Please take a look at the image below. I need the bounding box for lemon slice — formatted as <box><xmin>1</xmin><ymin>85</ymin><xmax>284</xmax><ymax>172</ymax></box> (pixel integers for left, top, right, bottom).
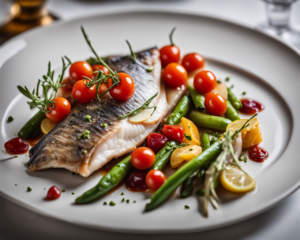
<box><xmin>220</xmin><ymin>166</ymin><xmax>256</xmax><ymax>193</ymax></box>
<box><xmin>170</xmin><ymin>145</ymin><xmax>202</xmax><ymax>168</ymax></box>
<box><xmin>226</xmin><ymin>118</ymin><xmax>259</xmax><ymax>139</ymax></box>
<box><xmin>181</xmin><ymin>117</ymin><xmax>200</xmax><ymax>145</ymax></box>
<box><xmin>41</xmin><ymin>118</ymin><xmax>57</xmax><ymax>135</ymax></box>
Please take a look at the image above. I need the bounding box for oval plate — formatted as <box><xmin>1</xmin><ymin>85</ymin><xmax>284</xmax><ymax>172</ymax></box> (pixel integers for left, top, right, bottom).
<box><xmin>0</xmin><ymin>11</ymin><xmax>300</xmax><ymax>233</ymax></box>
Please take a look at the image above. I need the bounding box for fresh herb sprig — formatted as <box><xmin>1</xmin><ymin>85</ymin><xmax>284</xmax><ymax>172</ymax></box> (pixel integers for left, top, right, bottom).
<box><xmin>119</xmin><ymin>92</ymin><xmax>158</xmax><ymax>119</ymax></box>
<box><xmin>17</xmin><ymin>57</ymin><xmax>71</xmax><ymax>112</ymax></box>
<box><xmin>126</xmin><ymin>40</ymin><xmax>153</xmax><ymax>72</ymax></box>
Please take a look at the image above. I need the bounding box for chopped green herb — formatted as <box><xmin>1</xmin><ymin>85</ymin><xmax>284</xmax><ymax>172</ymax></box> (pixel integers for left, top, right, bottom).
<box><xmin>7</xmin><ymin>116</ymin><xmax>14</xmax><ymax>123</ymax></box>
<box><xmin>62</xmin><ymin>189</ymin><xmax>66</xmax><ymax>192</ymax></box>
<box><xmin>99</xmin><ymin>108</ymin><xmax>103</xmax><ymax>111</ymax></box>
<box><xmin>239</xmin><ymin>155</ymin><xmax>248</xmax><ymax>162</ymax></box>
<box><xmin>109</xmin><ymin>201</ymin><xmax>116</xmax><ymax>206</ymax></box>
<box><xmin>189</xmin><ymin>148</ymin><xmax>193</xmax><ymax>151</ymax></box>
<box><xmin>85</xmin><ymin>115</ymin><xmax>92</xmax><ymax>122</ymax></box>
<box><xmin>120</xmin><ymin>192</ymin><xmax>124</xmax><ymax>195</ymax></box>
<box><xmin>184</xmin><ymin>205</ymin><xmax>190</xmax><ymax>209</ymax></box>
<box><xmin>225</xmin><ymin>76</ymin><xmax>231</xmax><ymax>82</ymax></box>
<box><xmin>44</xmin><ymin>188</ymin><xmax>46</xmax><ymax>190</ymax></box>
<box><xmin>217</xmin><ymin>80</ymin><xmax>222</xmax><ymax>84</ymax></box>
<box><xmin>15</xmin><ymin>156</ymin><xmax>18</xmax><ymax>158</ymax></box>
<box><xmin>242</xmin><ymin>91</ymin><xmax>246</xmax><ymax>95</ymax></box>
<box><xmin>133</xmin><ymin>200</ymin><xmax>136</xmax><ymax>203</ymax></box>
<box><xmin>101</xmin><ymin>123</ymin><xmax>107</xmax><ymax>127</ymax></box>
<box><xmin>196</xmin><ymin>189</ymin><xmax>205</xmax><ymax>196</ymax></box>
<box><xmin>184</xmin><ymin>134</ymin><xmax>192</xmax><ymax>141</ymax></box>
<box><xmin>126</xmin><ymin>199</ymin><xmax>130</xmax><ymax>203</ymax></box>
<box><xmin>230</xmin><ymin>85</ymin><xmax>234</xmax><ymax>89</ymax></box>
<box><xmin>15</xmin><ymin>184</ymin><xmax>17</xmax><ymax>186</ymax></box>
<box><xmin>27</xmin><ymin>187</ymin><xmax>32</xmax><ymax>192</ymax></box>
<box><xmin>78</xmin><ymin>130</ymin><xmax>90</xmax><ymax>139</ymax></box>
<box><xmin>122</xmin><ymin>198</ymin><xmax>125</xmax><ymax>202</ymax></box>
<box><xmin>188</xmin><ymin>126</ymin><xmax>191</xmax><ymax>129</ymax></box>
<box><xmin>72</xmin><ymin>192</ymin><xmax>75</xmax><ymax>195</ymax></box>
<box><xmin>103</xmin><ymin>201</ymin><xmax>107</xmax><ymax>205</ymax></box>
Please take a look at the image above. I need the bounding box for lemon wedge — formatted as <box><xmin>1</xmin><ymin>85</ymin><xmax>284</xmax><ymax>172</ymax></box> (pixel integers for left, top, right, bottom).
<box><xmin>170</xmin><ymin>145</ymin><xmax>202</xmax><ymax>168</ymax></box>
<box><xmin>220</xmin><ymin>166</ymin><xmax>256</xmax><ymax>193</ymax></box>
<box><xmin>181</xmin><ymin>117</ymin><xmax>200</xmax><ymax>145</ymax></box>
<box><xmin>41</xmin><ymin>118</ymin><xmax>57</xmax><ymax>135</ymax></box>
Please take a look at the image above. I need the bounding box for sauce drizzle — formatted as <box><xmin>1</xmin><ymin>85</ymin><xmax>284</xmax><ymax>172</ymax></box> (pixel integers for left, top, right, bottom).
<box><xmin>249</xmin><ymin>145</ymin><xmax>268</xmax><ymax>162</ymax></box>
<box><xmin>4</xmin><ymin>137</ymin><xmax>29</xmax><ymax>155</ymax></box>
<box><xmin>240</xmin><ymin>99</ymin><xmax>264</xmax><ymax>115</ymax></box>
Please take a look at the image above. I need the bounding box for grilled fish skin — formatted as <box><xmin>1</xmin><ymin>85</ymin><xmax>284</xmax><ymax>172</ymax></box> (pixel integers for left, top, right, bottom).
<box><xmin>29</xmin><ymin>48</ymin><xmax>166</xmax><ymax>177</ymax></box>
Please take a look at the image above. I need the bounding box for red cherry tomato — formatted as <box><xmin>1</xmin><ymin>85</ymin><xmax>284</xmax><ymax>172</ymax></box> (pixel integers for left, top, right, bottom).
<box><xmin>205</xmin><ymin>92</ymin><xmax>227</xmax><ymax>116</ymax></box>
<box><xmin>162</xmin><ymin>63</ymin><xmax>188</xmax><ymax>89</ymax></box>
<box><xmin>126</xmin><ymin>170</ymin><xmax>148</xmax><ymax>191</ymax></box>
<box><xmin>72</xmin><ymin>80</ymin><xmax>96</xmax><ymax>104</ymax></box>
<box><xmin>46</xmin><ymin>186</ymin><xmax>61</xmax><ymax>200</ymax></box>
<box><xmin>107</xmin><ymin>73</ymin><xmax>135</xmax><ymax>101</ymax></box>
<box><xmin>97</xmin><ymin>83</ymin><xmax>108</xmax><ymax>95</ymax></box>
<box><xmin>147</xmin><ymin>133</ymin><xmax>169</xmax><ymax>153</ymax></box>
<box><xmin>92</xmin><ymin>64</ymin><xmax>109</xmax><ymax>77</ymax></box>
<box><xmin>131</xmin><ymin>147</ymin><xmax>155</xmax><ymax>170</ymax></box>
<box><xmin>194</xmin><ymin>70</ymin><xmax>217</xmax><ymax>94</ymax></box>
<box><xmin>46</xmin><ymin>97</ymin><xmax>71</xmax><ymax>123</ymax></box>
<box><xmin>160</xmin><ymin>45</ymin><xmax>180</xmax><ymax>67</ymax></box>
<box><xmin>4</xmin><ymin>137</ymin><xmax>29</xmax><ymax>155</ymax></box>
<box><xmin>69</xmin><ymin>61</ymin><xmax>93</xmax><ymax>81</ymax></box>
<box><xmin>162</xmin><ymin>125</ymin><xmax>184</xmax><ymax>142</ymax></box>
<box><xmin>146</xmin><ymin>169</ymin><xmax>167</xmax><ymax>190</ymax></box>
<box><xmin>182</xmin><ymin>53</ymin><xmax>205</xmax><ymax>72</ymax></box>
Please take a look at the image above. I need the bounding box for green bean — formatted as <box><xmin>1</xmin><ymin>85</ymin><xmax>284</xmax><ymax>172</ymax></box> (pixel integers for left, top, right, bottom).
<box><xmin>166</xmin><ymin>96</ymin><xmax>190</xmax><ymax>125</ymax></box>
<box><xmin>227</xmin><ymin>87</ymin><xmax>242</xmax><ymax>110</ymax></box>
<box><xmin>76</xmin><ymin>155</ymin><xmax>133</xmax><ymax>204</ymax></box>
<box><xmin>151</xmin><ymin>141</ymin><xmax>178</xmax><ymax>171</ymax></box>
<box><xmin>188</xmin><ymin>111</ymin><xmax>231</xmax><ymax>131</ymax></box>
<box><xmin>18</xmin><ymin>110</ymin><xmax>45</xmax><ymax>139</ymax></box>
<box><xmin>145</xmin><ymin>142</ymin><xmax>222</xmax><ymax>211</ymax></box>
<box><xmin>225</xmin><ymin>100</ymin><xmax>240</xmax><ymax>121</ymax></box>
<box><xmin>188</xmin><ymin>85</ymin><xmax>205</xmax><ymax>110</ymax></box>
<box><xmin>201</xmin><ymin>130</ymin><xmax>211</xmax><ymax>151</ymax></box>
<box><xmin>180</xmin><ymin>175</ymin><xmax>197</xmax><ymax>198</ymax></box>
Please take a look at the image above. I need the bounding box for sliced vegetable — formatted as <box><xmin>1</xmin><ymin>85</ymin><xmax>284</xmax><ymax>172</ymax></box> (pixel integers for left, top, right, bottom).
<box><xmin>225</xmin><ymin>100</ymin><xmax>240</xmax><ymax>121</ymax></box>
<box><xmin>166</xmin><ymin>96</ymin><xmax>190</xmax><ymax>125</ymax></box>
<box><xmin>18</xmin><ymin>110</ymin><xmax>45</xmax><ymax>139</ymax></box>
<box><xmin>189</xmin><ymin>111</ymin><xmax>231</xmax><ymax>131</ymax></box>
<box><xmin>188</xmin><ymin>85</ymin><xmax>205</xmax><ymax>110</ymax></box>
<box><xmin>170</xmin><ymin>145</ymin><xmax>202</xmax><ymax>168</ymax></box>
<box><xmin>205</xmin><ymin>92</ymin><xmax>227</xmax><ymax>116</ymax></box>
<box><xmin>181</xmin><ymin>117</ymin><xmax>200</xmax><ymax>146</ymax></box>
<box><xmin>40</xmin><ymin>118</ymin><xmax>57</xmax><ymax>135</ymax></box>
<box><xmin>227</xmin><ymin>87</ymin><xmax>242</xmax><ymax>110</ymax></box>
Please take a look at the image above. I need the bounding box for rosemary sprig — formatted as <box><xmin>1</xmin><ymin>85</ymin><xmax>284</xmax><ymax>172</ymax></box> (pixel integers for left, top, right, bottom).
<box><xmin>119</xmin><ymin>92</ymin><xmax>158</xmax><ymax>119</ymax></box>
<box><xmin>126</xmin><ymin>40</ymin><xmax>153</xmax><ymax>72</ymax></box>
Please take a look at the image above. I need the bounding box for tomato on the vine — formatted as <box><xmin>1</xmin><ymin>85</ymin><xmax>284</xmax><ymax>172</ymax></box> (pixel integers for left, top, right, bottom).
<box><xmin>72</xmin><ymin>80</ymin><xmax>96</xmax><ymax>104</ymax></box>
<box><xmin>147</xmin><ymin>133</ymin><xmax>169</xmax><ymax>153</ymax></box>
<box><xmin>46</xmin><ymin>97</ymin><xmax>71</xmax><ymax>123</ymax></box>
<box><xmin>160</xmin><ymin>45</ymin><xmax>180</xmax><ymax>67</ymax></box>
<box><xmin>162</xmin><ymin>63</ymin><xmax>188</xmax><ymax>89</ymax></box>
<box><xmin>92</xmin><ymin>64</ymin><xmax>109</xmax><ymax>77</ymax></box>
<box><xmin>205</xmin><ymin>92</ymin><xmax>227</xmax><ymax>116</ymax></box>
<box><xmin>69</xmin><ymin>61</ymin><xmax>93</xmax><ymax>81</ymax></box>
<box><xmin>107</xmin><ymin>73</ymin><xmax>135</xmax><ymax>101</ymax></box>
<box><xmin>146</xmin><ymin>170</ymin><xmax>166</xmax><ymax>190</ymax></box>
<box><xmin>162</xmin><ymin>125</ymin><xmax>184</xmax><ymax>142</ymax></box>
<box><xmin>97</xmin><ymin>83</ymin><xmax>108</xmax><ymax>95</ymax></box>
<box><xmin>194</xmin><ymin>70</ymin><xmax>217</xmax><ymax>94</ymax></box>
<box><xmin>131</xmin><ymin>147</ymin><xmax>155</xmax><ymax>170</ymax></box>
<box><xmin>182</xmin><ymin>53</ymin><xmax>205</xmax><ymax>73</ymax></box>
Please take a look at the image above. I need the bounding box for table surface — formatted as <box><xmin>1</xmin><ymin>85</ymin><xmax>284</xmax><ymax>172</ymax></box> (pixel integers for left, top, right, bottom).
<box><xmin>1</xmin><ymin>0</ymin><xmax>300</xmax><ymax>239</ymax></box>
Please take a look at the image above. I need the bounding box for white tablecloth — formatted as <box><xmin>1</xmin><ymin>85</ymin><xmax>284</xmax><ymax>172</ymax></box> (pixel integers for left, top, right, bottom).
<box><xmin>1</xmin><ymin>0</ymin><xmax>299</xmax><ymax>239</ymax></box>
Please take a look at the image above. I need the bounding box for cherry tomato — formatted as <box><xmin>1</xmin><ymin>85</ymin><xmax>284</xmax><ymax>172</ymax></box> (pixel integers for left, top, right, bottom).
<box><xmin>182</xmin><ymin>53</ymin><xmax>205</xmax><ymax>72</ymax></box>
<box><xmin>92</xmin><ymin>64</ymin><xmax>109</xmax><ymax>77</ymax></box>
<box><xmin>46</xmin><ymin>97</ymin><xmax>71</xmax><ymax>123</ymax></box>
<box><xmin>97</xmin><ymin>83</ymin><xmax>108</xmax><ymax>95</ymax></box>
<box><xmin>126</xmin><ymin>170</ymin><xmax>148</xmax><ymax>191</ymax></box>
<box><xmin>162</xmin><ymin>63</ymin><xmax>188</xmax><ymax>89</ymax></box>
<box><xmin>46</xmin><ymin>186</ymin><xmax>61</xmax><ymax>200</ymax></box>
<box><xmin>131</xmin><ymin>147</ymin><xmax>155</xmax><ymax>170</ymax></box>
<box><xmin>69</xmin><ymin>61</ymin><xmax>93</xmax><ymax>81</ymax></box>
<box><xmin>4</xmin><ymin>137</ymin><xmax>29</xmax><ymax>155</ymax></box>
<box><xmin>147</xmin><ymin>133</ymin><xmax>169</xmax><ymax>153</ymax></box>
<box><xmin>162</xmin><ymin>125</ymin><xmax>184</xmax><ymax>142</ymax></box>
<box><xmin>107</xmin><ymin>73</ymin><xmax>135</xmax><ymax>101</ymax></box>
<box><xmin>72</xmin><ymin>80</ymin><xmax>96</xmax><ymax>104</ymax></box>
<box><xmin>160</xmin><ymin>45</ymin><xmax>180</xmax><ymax>67</ymax></box>
<box><xmin>205</xmin><ymin>92</ymin><xmax>227</xmax><ymax>116</ymax></box>
<box><xmin>194</xmin><ymin>70</ymin><xmax>217</xmax><ymax>94</ymax></box>
<box><xmin>146</xmin><ymin>169</ymin><xmax>167</xmax><ymax>190</ymax></box>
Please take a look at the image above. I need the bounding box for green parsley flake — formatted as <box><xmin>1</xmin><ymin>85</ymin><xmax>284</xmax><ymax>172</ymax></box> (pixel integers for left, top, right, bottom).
<box><xmin>239</xmin><ymin>155</ymin><xmax>248</xmax><ymax>162</ymax></box>
<box><xmin>121</xmin><ymin>192</ymin><xmax>124</xmax><ymax>195</ymax></box>
<box><xmin>101</xmin><ymin>123</ymin><xmax>107</xmax><ymax>127</ymax></box>
<box><xmin>242</xmin><ymin>91</ymin><xmax>246</xmax><ymax>95</ymax></box>
<box><xmin>225</xmin><ymin>76</ymin><xmax>231</xmax><ymax>82</ymax></box>
<box><xmin>230</xmin><ymin>85</ymin><xmax>234</xmax><ymax>89</ymax></box>
<box><xmin>184</xmin><ymin>134</ymin><xmax>192</xmax><ymax>141</ymax></box>
<box><xmin>126</xmin><ymin>199</ymin><xmax>130</xmax><ymax>203</ymax></box>
<box><xmin>184</xmin><ymin>205</ymin><xmax>190</xmax><ymax>209</ymax></box>
<box><xmin>27</xmin><ymin>187</ymin><xmax>32</xmax><ymax>192</ymax></box>
<box><xmin>7</xmin><ymin>116</ymin><xmax>14</xmax><ymax>123</ymax></box>
<box><xmin>62</xmin><ymin>189</ymin><xmax>66</xmax><ymax>192</ymax></box>
<box><xmin>122</xmin><ymin>198</ymin><xmax>125</xmax><ymax>202</ymax></box>
<box><xmin>189</xmin><ymin>148</ymin><xmax>193</xmax><ymax>151</ymax></box>
<box><xmin>99</xmin><ymin>108</ymin><xmax>103</xmax><ymax>111</ymax></box>
<box><xmin>109</xmin><ymin>201</ymin><xmax>116</xmax><ymax>206</ymax></box>
<box><xmin>15</xmin><ymin>184</ymin><xmax>17</xmax><ymax>186</ymax></box>
<box><xmin>133</xmin><ymin>201</ymin><xmax>136</xmax><ymax>203</ymax></box>
<box><xmin>72</xmin><ymin>192</ymin><xmax>75</xmax><ymax>195</ymax></box>
<box><xmin>85</xmin><ymin>115</ymin><xmax>92</xmax><ymax>122</ymax></box>
<box><xmin>15</xmin><ymin>156</ymin><xmax>18</xmax><ymax>158</ymax></box>
<box><xmin>196</xmin><ymin>189</ymin><xmax>205</xmax><ymax>196</ymax></box>
<box><xmin>217</xmin><ymin>80</ymin><xmax>222</xmax><ymax>84</ymax></box>
<box><xmin>78</xmin><ymin>130</ymin><xmax>90</xmax><ymax>139</ymax></box>
<box><xmin>103</xmin><ymin>201</ymin><xmax>107</xmax><ymax>205</ymax></box>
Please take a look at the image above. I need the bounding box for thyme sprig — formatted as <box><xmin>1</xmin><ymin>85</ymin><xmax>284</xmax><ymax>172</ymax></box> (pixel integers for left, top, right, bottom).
<box><xmin>119</xmin><ymin>92</ymin><xmax>158</xmax><ymax>119</ymax></box>
<box><xmin>126</xmin><ymin>40</ymin><xmax>153</xmax><ymax>72</ymax></box>
<box><xmin>17</xmin><ymin>57</ymin><xmax>71</xmax><ymax>112</ymax></box>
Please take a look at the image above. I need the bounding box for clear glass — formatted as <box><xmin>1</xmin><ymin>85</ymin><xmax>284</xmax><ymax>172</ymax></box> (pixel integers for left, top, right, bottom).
<box><xmin>258</xmin><ymin>0</ymin><xmax>300</xmax><ymax>49</ymax></box>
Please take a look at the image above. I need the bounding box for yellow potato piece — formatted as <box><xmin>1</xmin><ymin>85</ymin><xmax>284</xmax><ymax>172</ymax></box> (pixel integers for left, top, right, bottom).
<box><xmin>40</xmin><ymin>118</ymin><xmax>57</xmax><ymax>135</ymax></box>
<box><xmin>220</xmin><ymin>166</ymin><xmax>256</xmax><ymax>193</ymax></box>
<box><xmin>170</xmin><ymin>145</ymin><xmax>202</xmax><ymax>168</ymax></box>
<box><xmin>181</xmin><ymin>117</ymin><xmax>200</xmax><ymax>145</ymax></box>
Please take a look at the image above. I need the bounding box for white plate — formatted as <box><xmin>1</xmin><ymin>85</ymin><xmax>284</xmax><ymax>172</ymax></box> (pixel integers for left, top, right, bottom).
<box><xmin>0</xmin><ymin>11</ymin><xmax>300</xmax><ymax>233</ymax></box>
